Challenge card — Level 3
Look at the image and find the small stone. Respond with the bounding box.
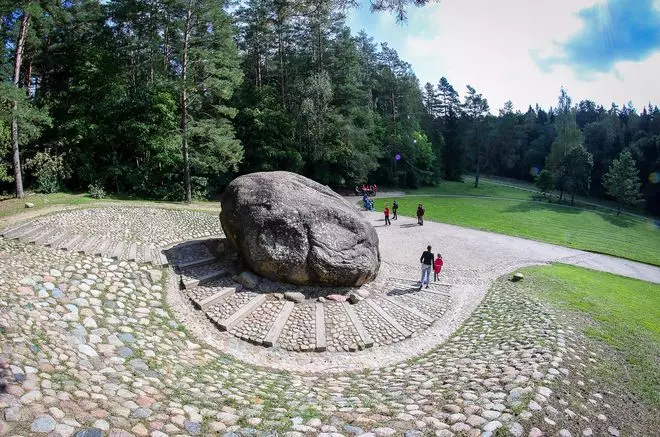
[528,428,543,437]
[284,291,305,303]
[582,428,593,436]
[508,422,524,437]
[607,427,620,436]
[326,294,347,302]
[25,202,35,208]
[78,344,98,357]
[73,427,103,437]
[236,271,260,289]
[4,406,21,421]
[131,423,149,436]
[31,415,56,433]
[373,428,396,436]
[483,421,502,432]
[559,430,571,437]
[512,272,524,281]
[184,421,202,435]
[348,293,363,304]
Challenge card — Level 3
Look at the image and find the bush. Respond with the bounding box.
[535,169,554,195]
[88,182,106,199]
[24,149,70,193]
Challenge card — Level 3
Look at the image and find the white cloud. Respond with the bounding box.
[348,0,660,112]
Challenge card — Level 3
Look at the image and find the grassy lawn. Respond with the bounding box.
[402,179,536,200]
[373,196,660,266]
[0,192,96,219]
[0,191,217,223]
[521,264,660,406]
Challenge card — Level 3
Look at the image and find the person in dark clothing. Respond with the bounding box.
[419,245,434,289]
[392,200,399,220]
[416,204,425,225]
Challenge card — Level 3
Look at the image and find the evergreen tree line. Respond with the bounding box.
[1,0,658,214]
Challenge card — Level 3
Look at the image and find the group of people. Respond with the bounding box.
[382,200,398,225]
[419,245,443,289]
[355,184,378,197]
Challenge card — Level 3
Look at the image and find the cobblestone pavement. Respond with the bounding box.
[1,205,658,436]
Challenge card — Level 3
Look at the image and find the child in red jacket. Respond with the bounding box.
[384,205,391,226]
[433,254,443,281]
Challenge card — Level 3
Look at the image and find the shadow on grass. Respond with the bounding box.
[503,200,581,215]
[596,211,639,228]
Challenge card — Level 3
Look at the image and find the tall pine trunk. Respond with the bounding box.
[474,123,480,188]
[180,8,192,203]
[12,12,30,199]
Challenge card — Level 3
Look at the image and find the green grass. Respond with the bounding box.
[522,264,660,406]
[403,179,536,200]
[0,192,95,218]
[374,196,660,266]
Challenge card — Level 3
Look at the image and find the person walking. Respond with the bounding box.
[433,253,444,282]
[384,204,391,225]
[419,245,434,289]
[417,204,425,225]
[392,200,399,220]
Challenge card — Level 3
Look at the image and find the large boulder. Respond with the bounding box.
[220,171,380,286]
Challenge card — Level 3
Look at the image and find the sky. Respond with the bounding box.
[346,0,660,113]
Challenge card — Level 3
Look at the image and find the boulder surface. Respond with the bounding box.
[220,171,380,286]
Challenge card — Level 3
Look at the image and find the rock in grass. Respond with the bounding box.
[25,202,35,208]
[512,272,524,282]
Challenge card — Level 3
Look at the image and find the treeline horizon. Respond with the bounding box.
[1,0,659,214]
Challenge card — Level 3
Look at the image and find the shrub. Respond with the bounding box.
[24,149,70,193]
[88,182,106,199]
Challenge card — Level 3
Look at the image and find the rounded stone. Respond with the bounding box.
[220,171,380,286]
[31,415,56,433]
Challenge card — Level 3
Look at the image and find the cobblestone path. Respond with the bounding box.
[0,205,657,436]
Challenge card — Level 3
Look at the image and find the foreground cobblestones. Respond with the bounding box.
[0,236,640,437]
[1,206,657,436]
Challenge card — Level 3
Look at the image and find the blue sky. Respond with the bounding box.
[347,0,660,112]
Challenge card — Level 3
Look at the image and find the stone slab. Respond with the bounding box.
[111,240,126,259]
[0,221,34,238]
[62,235,84,252]
[263,301,295,347]
[32,229,60,246]
[21,225,48,243]
[365,298,412,338]
[183,268,227,289]
[342,302,374,349]
[94,239,113,257]
[216,294,266,331]
[383,296,434,323]
[79,236,102,254]
[315,302,327,352]
[196,287,236,310]
[44,231,70,248]
[176,255,218,270]
[126,242,138,261]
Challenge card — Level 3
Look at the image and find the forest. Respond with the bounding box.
[1,0,659,214]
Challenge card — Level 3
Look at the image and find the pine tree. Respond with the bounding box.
[602,149,643,215]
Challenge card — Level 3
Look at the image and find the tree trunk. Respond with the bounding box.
[474,123,480,188]
[278,25,285,109]
[570,191,575,206]
[12,12,30,199]
[24,57,32,95]
[181,8,192,203]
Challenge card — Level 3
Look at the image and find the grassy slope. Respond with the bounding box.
[0,193,95,219]
[374,190,660,266]
[521,264,660,406]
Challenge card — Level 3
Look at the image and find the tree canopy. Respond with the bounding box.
[1,0,658,215]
